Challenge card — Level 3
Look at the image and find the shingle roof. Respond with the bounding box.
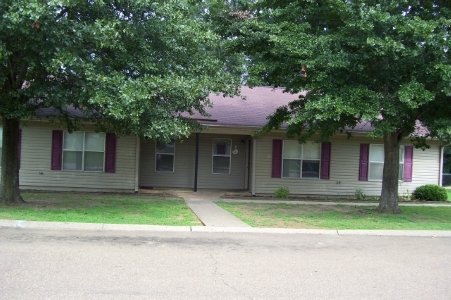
[36,106,89,118]
[34,86,429,136]
[196,86,370,131]
[192,86,304,127]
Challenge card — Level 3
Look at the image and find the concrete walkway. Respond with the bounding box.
[173,190,250,227]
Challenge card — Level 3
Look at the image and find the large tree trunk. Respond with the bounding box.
[378,131,401,214]
[1,118,24,205]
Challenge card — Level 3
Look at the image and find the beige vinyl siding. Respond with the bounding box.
[254,135,440,196]
[139,138,195,188]
[197,134,247,190]
[13,122,137,192]
[139,134,248,190]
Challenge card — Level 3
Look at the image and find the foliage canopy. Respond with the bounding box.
[239,0,450,143]
[0,0,243,141]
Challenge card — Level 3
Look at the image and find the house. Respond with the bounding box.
[2,86,448,197]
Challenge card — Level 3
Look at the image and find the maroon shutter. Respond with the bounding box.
[51,130,63,170]
[18,129,22,169]
[404,145,413,182]
[359,144,369,181]
[271,139,282,178]
[320,142,331,180]
[105,133,116,173]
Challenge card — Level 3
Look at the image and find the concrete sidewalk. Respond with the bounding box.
[220,198,451,207]
[1,219,451,237]
[173,190,250,227]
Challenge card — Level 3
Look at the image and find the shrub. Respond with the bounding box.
[354,188,366,201]
[274,186,289,199]
[412,185,447,201]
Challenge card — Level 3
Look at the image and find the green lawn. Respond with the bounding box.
[218,201,451,230]
[0,192,200,226]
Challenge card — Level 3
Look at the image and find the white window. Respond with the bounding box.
[155,142,175,172]
[369,144,404,180]
[282,140,320,178]
[63,132,105,171]
[399,147,404,180]
[212,139,231,174]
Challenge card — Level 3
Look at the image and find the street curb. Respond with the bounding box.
[1,219,451,237]
[336,230,451,237]
[190,226,337,235]
[0,220,191,232]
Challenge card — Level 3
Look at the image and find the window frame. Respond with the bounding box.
[154,141,175,173]
[62,131,106,172]
[442,146,451,187]
[211,138,232,175]
[399,146,405,180]
[281,140,321,179]
[368,144,405,181]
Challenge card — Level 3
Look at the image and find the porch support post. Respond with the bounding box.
[251,137,257,196]
[194,133,200,192]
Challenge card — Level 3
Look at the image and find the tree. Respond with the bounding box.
[238,0,450,213]
[0,0,242,204]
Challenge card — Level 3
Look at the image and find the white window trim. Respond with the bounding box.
[399,145,405,180]
[211,138,232,175]
[368,144,404,181]
[62,131,106,172]
[155,142,175,173]
[281,140,321,179]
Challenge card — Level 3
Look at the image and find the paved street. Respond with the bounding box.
[1,228,450,299]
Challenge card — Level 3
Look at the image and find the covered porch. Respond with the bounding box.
[138,129,255,192]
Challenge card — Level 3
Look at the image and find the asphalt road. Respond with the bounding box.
[0,228,450,300]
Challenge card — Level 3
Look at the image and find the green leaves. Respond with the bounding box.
[0,0,242,141]
[244,0,450,144]
[398,80,434,108]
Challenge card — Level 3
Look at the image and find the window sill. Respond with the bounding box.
[281,177,321,180]
[368,179,406,182]
[60,169,105,173]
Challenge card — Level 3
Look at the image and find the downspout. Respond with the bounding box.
[134,136,141,192]
[194,133,200,192]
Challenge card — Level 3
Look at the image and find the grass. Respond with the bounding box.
[217,201,451,230]
[0,192,201,226]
